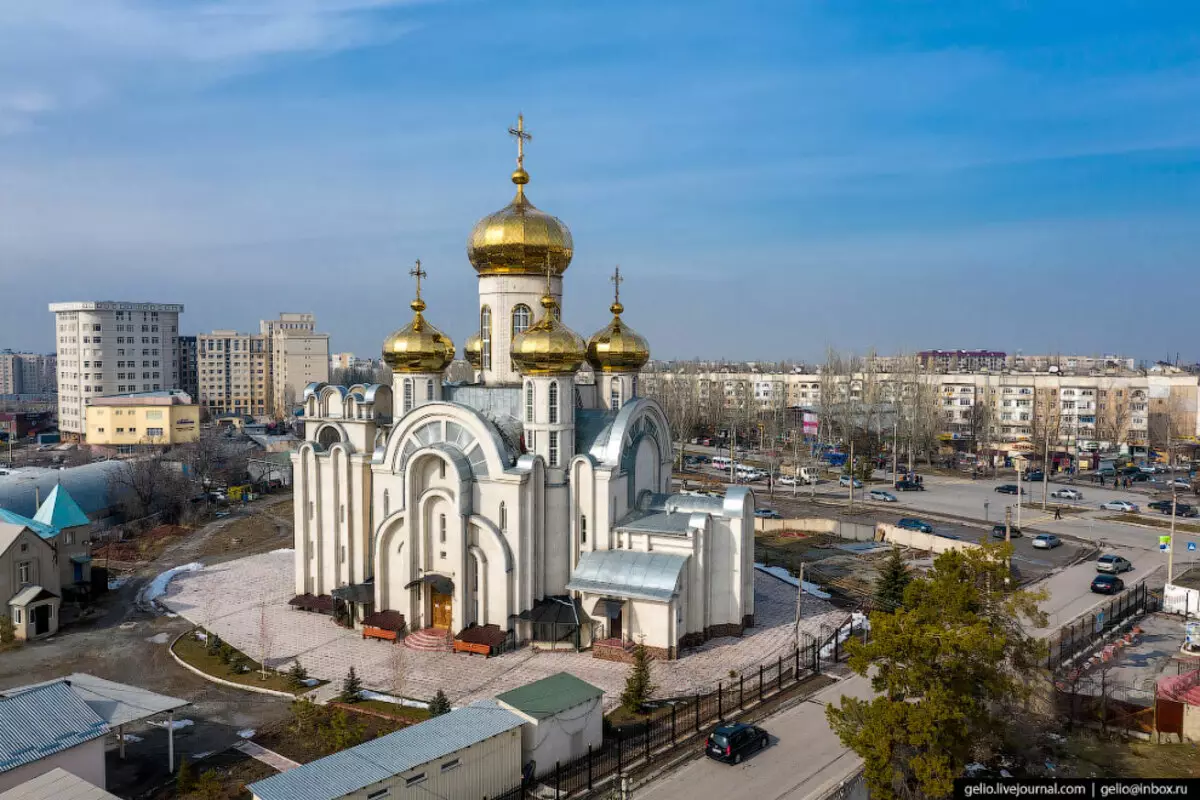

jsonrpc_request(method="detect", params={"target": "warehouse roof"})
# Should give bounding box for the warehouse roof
[496,673,603,721]
[247,701,524,800]
[0,683,108,774]
[2,674,188,729]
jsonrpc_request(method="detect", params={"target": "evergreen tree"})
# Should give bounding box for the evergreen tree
[175,756,195,793]
[0,615,14,644]
[620,641,656,714]
[826,543,1048,800]
[428,689,451,716]
[873,547,912,612]
[286,660,310,691]
[338,665,363,703]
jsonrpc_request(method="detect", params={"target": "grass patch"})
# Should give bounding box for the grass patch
[1060,735,1200,778]
[342,698,432,723]
[257,702,410,764]
[172,630,325,695]
[1107,514,1200,534]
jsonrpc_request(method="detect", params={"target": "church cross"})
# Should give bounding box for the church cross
[611,266,623,304]
[410,259,426,300]
[508,114,532,169]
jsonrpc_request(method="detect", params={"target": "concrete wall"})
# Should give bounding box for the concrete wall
[0,738,106,793]
[755,517,876,541]
[1163,584,1200,617]
[507,696,604,778]
[875,523,982,554]
[1184,703,1200,743]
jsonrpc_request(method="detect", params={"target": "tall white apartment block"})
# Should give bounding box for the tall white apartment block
[48,301,184,438]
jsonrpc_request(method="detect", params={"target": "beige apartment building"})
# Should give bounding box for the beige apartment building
[198,313,329,419]
[48,302,184,439]
[85,390,200,450]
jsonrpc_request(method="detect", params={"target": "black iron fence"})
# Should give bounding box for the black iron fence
[492,615,869,799]
[1045,582,1155,672]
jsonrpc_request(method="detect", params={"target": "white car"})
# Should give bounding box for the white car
[1101,500,1139,513]
[1169,478,1192,490]
[1051,488,1082,500]
[869,489,897,502]
[778,475,798,486]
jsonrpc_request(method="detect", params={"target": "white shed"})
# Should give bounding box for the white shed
[496,672,604,779]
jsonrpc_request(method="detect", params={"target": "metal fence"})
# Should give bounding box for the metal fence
[492,617,868,799]
[1045,582,1155,672]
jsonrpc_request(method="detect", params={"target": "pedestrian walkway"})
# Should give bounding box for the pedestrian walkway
[234,740,301,772]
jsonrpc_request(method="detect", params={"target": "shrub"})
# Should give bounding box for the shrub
[286,661,310,691]
[428,690,451,717]
[338,666,363,703]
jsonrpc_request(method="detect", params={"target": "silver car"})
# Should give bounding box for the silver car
[1096,554,1133,574]
[1031,534,1062,549]
[1101,500,1138,513]
[1051,488,1082,500]
[869,490,897,502]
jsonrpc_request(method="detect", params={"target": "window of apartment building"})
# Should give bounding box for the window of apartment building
[147,427,163,437]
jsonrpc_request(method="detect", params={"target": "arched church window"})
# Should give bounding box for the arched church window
[403,379,413,414]
[610,378,621,411]
[512,304,532,336]
[440,459,446,479]
[548,381,559,424]
[499,502,507,532]
[580,514,587,544]
[631,376,638,398]
[383,490,389,517]
[525,381,534,423]
[426,379,434,400]
[480,306,492,370]
[439,514,447,543]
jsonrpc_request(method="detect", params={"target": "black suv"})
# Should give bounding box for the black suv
[894,480,925,491]
[991,524,1022,538]
[705,722,769,764]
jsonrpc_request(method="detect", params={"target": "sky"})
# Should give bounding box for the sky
[1,0,1198,364]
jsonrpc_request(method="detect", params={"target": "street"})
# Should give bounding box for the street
[638,675,872,800]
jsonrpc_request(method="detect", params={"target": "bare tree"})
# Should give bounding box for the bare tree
[1028,388,1063,470]
[645,363,703,469]
[389,643,406,698]
[332,365,379,387]
[1096,382,1130,451]
[258,596,275,680]
[107,456,191,523]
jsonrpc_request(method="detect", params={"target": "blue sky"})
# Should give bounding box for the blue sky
[1,1,1198,363]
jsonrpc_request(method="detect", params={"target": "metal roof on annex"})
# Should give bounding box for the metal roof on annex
[566,550,688,603]
[0,683,108,775]
[2,673,189,729]
[496,672,603,721]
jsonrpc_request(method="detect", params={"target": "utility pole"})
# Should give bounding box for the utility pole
[792,434,798,499]
[1169,490,1178,584]
[848,438,855,512]
[1042,425,1050,511]
[1005,506,1012,544]
[730,427,736,484]
[794,562,805,650]
[892,418,899,486]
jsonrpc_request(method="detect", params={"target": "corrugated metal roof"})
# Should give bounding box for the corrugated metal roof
[247,701,524,800]
[0,509,57,540]
[2,674,188,728]
[0,767,121,800]
[496,673,603,721]
[33,485,90,530]
[566,550,688,602]
[0,683,109,774]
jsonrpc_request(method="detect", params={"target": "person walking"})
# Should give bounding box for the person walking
[1054,507,1062,520]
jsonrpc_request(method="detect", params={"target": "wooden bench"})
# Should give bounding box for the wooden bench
[453,640,492,656]
[363,625,400,643]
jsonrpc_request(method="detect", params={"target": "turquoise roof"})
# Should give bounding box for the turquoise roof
[0,508,57,539]
[33,484,90,531]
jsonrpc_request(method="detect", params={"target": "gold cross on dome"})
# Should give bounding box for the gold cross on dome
[410,259,426,300]
[508,114,532,169]
[610,266,623,304]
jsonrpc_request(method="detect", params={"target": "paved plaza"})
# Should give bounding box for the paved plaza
[161,551,849,709]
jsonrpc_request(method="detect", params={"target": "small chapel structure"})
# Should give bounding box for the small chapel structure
[292,117,755,660]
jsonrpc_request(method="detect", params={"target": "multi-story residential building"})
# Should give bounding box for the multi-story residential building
[919,350,1007,372]
[84,390,200,451]
[197,314,329,420]
[0,351,57,395]
[330,352,356,372]
[1007,353,1137,373]
[178,335,199,402]
[47,302,184,439]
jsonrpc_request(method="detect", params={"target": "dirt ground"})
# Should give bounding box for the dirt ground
[756,530,900,602]
[0,492,300,799]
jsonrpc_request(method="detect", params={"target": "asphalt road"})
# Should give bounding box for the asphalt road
[638,675,872,800]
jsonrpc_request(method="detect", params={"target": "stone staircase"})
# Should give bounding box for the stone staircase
[404,627,455,653]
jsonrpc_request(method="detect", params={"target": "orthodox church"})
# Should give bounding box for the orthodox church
[292,118,755,660]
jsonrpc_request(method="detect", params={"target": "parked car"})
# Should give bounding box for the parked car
[1162,503,1199,518]
[1096,554,1133,574]
[869,489,897,502]
[1091,575,1125,595]
[1032,534,1062,550]
[894,480,925,491]
[1024,470,1045,482]
[754,508,783,519]
[1051,488,1082,500]
[838,475,863,489]
[898,518,933,533]
[778,475,798,486]
[705,722,769,764]
[991,524,1022,539]
[1149,499,1175,512]
[1169,478,1193,490]
[995,484,1025,495]
[1101,500,1139,513]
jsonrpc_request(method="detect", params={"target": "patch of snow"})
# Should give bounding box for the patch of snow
[269,548,295,554]
[107,577,129,590]
[150,719,194,731]
[302,678,319,687]
[145,632,171,644]
[192,751,214,761]
[1000,770,1013,778]
[359,690,430,709]
[165,612,179,618]
[237,729,256,739]
[753,563,832,599]
[965,763,987,776]
[194,631,208,641]
[121,734,143,743]
[139,563,203,606]
[819,612,871,658]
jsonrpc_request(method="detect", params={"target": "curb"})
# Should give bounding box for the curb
[168,631,298,700]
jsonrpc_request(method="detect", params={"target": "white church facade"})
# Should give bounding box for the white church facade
[292,118,755,660]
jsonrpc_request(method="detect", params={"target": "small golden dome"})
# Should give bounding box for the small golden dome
[587,307,650,373]
[464,332,482,369]
[512,293,586,376]
[382,261,455,373]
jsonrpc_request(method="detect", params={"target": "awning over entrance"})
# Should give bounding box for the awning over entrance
[8,585,58,607]
[566,550,688,602]
[517,595,593,626]
[70,554,93,564]
[596,598,624,619]
[404,574,454,595]
[331,581,374,605]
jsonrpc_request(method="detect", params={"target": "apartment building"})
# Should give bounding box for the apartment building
[85,390,199,451]
[178,335,199,401]
[47,302,183,438]
[0,352,56,395]
[197,314,329,419]
[919,350,1008,372]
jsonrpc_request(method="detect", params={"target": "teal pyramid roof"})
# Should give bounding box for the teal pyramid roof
[0,508,58,539]
[33,484,91,531]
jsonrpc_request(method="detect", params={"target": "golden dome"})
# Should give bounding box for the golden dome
[464,331,482,369]
[512,293,586,376]
[467,115,573,277]
[382,261,455,373]
[587,266,650,372]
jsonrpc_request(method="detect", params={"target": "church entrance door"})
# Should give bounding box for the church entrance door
[431,590,453,630]
[611,607,623,642]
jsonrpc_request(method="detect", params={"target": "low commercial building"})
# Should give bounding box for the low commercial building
[85,390,199,450]
[496,673,604,778]
[248,701,524,800]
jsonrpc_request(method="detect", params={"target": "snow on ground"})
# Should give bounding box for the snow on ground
[139,563,203,606]
[150,719,194,731]
[754,563,832,599]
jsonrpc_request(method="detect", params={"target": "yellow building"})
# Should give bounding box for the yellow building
[85,390,200,450]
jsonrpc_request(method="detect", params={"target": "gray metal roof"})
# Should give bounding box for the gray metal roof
[7,586,58,607]
[2,674,188,728]
[0,767,120,800]
[0,683,109,774]
[616,510,694,535]
[0,461,125,519]
[575,408,615,456]
[566,550,688,602]
[247,701,524,800]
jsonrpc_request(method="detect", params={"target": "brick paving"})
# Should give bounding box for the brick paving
[161,552,849,709]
